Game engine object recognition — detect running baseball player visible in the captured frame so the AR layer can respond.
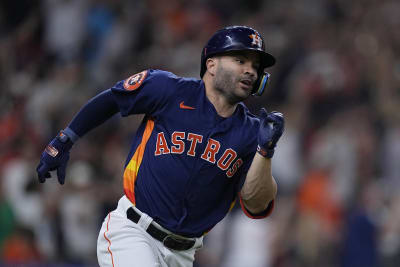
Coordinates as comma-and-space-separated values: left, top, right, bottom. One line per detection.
37, 26, 284, 267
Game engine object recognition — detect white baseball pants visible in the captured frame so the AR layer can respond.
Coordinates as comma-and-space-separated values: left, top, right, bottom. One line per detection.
97, 195, 203, 267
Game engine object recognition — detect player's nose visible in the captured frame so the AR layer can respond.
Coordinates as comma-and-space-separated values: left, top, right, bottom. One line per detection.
243, 62, 257, 77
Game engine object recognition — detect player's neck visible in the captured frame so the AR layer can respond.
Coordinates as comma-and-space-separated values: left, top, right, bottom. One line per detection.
203, 77, 237, 118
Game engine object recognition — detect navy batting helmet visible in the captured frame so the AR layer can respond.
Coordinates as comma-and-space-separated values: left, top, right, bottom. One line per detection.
200, 26, 276, 96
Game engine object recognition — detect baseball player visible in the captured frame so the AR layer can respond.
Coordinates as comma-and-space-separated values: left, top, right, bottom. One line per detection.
37, 26, 284, 267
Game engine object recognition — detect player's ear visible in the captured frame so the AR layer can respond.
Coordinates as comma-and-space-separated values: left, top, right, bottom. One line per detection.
206, 57, 217, 76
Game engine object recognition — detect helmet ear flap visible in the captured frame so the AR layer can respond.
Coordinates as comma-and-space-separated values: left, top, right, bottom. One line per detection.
252, 72, 270, 96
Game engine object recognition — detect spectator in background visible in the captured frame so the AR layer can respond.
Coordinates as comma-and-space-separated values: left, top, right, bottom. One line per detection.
0, 181, 15, 253
1, 227, 42, 263
340, 181, 382, 267
59, 161, 99, 263
42, 0, 89, 63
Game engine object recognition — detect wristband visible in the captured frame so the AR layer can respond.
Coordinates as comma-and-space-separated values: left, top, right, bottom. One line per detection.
62, 127, 79, 143
257, 145, 274, 158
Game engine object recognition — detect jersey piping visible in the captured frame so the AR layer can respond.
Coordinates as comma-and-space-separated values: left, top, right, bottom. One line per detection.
123, 118, 155, 204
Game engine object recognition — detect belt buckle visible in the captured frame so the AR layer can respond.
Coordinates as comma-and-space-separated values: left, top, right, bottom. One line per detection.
162, 234, 195, 251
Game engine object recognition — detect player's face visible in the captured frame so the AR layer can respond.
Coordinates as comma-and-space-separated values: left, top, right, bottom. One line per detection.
213, 50, 260, 104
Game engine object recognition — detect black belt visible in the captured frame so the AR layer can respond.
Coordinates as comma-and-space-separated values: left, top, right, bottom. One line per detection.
126, 207, 196, 251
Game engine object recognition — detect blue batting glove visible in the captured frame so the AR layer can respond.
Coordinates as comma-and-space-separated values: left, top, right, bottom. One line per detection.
257, 108, 284, 158
37, 131, 74, 185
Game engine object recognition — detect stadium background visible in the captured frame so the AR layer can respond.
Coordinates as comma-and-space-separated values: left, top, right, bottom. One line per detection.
1, 0, 400, 266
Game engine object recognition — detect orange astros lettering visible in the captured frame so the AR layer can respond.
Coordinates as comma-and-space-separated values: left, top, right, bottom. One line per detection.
154, 131, 242, 177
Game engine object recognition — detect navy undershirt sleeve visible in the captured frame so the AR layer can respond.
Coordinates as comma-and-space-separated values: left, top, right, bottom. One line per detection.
67, 89, 120, 138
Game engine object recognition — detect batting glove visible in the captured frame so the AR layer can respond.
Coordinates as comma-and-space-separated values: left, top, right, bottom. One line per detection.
257, 108, 284, 158
37, 130, 74, 185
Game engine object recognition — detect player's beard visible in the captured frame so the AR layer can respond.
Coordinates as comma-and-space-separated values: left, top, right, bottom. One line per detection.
213, 64, 250, 105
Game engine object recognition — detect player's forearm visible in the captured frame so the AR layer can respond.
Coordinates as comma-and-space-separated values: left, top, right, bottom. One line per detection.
240, 153, 277, 214
66, 89, 120, 139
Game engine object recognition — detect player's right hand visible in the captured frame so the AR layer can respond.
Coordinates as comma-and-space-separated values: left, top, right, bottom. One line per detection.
36, 131, 74, 185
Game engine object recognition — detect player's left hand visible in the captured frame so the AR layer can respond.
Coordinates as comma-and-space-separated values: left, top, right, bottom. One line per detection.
36, 131, 74, 185
257, 108, 284, 158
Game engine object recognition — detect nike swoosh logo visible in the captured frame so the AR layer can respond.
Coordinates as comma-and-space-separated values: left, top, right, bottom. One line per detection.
179, 101, 195, 110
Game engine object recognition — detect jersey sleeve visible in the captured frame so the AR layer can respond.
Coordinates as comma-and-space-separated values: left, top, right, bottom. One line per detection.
110, 69, 177, 117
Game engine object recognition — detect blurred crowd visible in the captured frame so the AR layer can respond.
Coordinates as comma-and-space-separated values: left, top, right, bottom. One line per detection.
1, 0, 400, 266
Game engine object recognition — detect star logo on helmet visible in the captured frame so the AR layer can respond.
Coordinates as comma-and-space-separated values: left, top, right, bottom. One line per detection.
249, 34, 262, 48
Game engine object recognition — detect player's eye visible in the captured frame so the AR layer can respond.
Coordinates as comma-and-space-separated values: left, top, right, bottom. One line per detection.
236, 58, 244, 64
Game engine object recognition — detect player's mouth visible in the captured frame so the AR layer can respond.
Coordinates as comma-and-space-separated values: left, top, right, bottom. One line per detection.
239, 79, 253, 90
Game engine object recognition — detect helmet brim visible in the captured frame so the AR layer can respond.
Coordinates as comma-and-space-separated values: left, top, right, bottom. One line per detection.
200, 48, 276, 77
